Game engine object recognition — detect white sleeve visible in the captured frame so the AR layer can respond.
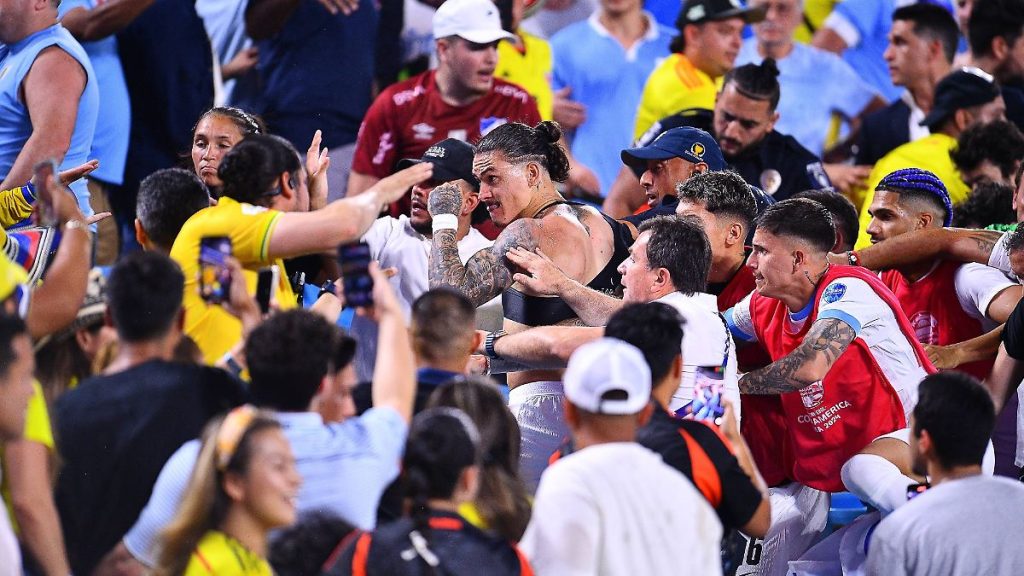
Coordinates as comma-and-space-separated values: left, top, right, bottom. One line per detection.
725, 292, 757, 343
823, 11, 861, 49
954, 263, 1018, 322
360, 217, 394, 260
520, 467, 600, 576
988, 232, 1018, 281
816, 277, 886, 336
122, 440, 202, 567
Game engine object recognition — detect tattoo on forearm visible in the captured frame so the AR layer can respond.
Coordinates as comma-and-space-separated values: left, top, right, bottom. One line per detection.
429, 220, 539, 307
966, 230, 1001, 256
739, 318, 856, 394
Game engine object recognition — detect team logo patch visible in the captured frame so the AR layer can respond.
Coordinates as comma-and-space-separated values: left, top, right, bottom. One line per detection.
910, 311, 939, 345
480, 117, 507, 136
822, 283, 846, 304
686, 5, 705, 21
807, 162, 830, 189
425, 145, 445, 158
690, 142, 705, 158
412, 122, 435, 141
800, 381, 825, 409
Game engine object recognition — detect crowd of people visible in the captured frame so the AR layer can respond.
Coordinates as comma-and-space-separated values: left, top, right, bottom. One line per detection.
0, 0, 1024, 574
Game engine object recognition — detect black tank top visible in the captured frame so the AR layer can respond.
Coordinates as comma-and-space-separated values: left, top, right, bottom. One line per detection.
502, 203, 633, 326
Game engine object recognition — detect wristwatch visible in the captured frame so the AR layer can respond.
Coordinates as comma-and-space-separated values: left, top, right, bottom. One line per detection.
846, 250, 861, 267
484, 330, 507, 359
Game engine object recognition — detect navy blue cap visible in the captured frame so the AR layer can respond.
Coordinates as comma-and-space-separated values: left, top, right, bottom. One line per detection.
621, 127, 726, 176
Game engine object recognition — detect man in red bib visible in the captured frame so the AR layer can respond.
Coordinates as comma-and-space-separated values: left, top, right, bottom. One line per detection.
726, 198, 935, 575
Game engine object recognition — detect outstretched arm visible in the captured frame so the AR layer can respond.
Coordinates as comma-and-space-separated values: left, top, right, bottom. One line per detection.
833, 228, 1002, 271
739, 317, 857, 394
428, 183, 537, 306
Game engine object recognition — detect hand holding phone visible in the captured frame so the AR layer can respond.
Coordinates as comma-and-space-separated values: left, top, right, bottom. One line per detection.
199, 237, 232, 305
680, 366, 727, 423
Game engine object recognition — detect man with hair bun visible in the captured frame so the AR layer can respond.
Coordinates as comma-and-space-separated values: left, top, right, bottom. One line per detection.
737, 0, 883, 159
713, 59, 833, 201
428, 120, 635, 489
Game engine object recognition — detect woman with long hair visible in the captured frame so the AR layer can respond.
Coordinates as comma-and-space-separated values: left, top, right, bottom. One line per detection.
324, 408, 532, 575
427, 376, 531, 541
152, 406, 301, 576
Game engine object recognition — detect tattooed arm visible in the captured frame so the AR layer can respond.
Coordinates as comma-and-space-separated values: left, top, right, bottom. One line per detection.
831, 228, 1003, 271
428, 183, 537, 306
739, 317, 857, 394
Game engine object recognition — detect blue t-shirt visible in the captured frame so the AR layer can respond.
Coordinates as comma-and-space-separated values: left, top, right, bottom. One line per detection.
737, 40, 878, 156
550, 13, 673, 196
0, 25, 98, 217
58, 0, 130, 186
240, 0, 378, 151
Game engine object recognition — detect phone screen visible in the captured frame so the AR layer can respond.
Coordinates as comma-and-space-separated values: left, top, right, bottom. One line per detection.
683, 366, 726, 423
199, 236, 232, 305
338, 242, 374, 307
255, 265, 279, 314
33, 160, 58, 227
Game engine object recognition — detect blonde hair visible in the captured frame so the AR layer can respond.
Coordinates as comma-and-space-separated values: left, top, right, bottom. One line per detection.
151, 407, 280, 576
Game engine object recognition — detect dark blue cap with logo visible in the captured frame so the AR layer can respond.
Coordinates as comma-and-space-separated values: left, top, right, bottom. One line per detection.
621, 127, 727, 176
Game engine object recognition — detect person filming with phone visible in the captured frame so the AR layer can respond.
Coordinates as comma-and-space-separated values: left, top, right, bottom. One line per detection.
170, 133, 432, 365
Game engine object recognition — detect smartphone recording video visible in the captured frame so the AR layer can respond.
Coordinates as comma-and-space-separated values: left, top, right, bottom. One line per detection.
338, 242, 374, 307
199, 236, 232, 305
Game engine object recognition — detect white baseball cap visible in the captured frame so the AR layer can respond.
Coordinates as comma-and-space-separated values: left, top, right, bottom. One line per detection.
433, 0, 516, 44
564, 338, 652, 415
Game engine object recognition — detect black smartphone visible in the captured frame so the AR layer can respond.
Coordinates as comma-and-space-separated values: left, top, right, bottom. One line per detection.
338, 242, 374, 307
199, 236, 232, 305
255, 265, 279, 314
33, 159, 58, 227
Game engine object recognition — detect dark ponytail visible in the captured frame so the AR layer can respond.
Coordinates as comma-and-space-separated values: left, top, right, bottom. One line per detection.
428, 376, 532, 541
476, 121, 571, 183
218, 134, 302, 207
400, 408, 481, 571
723, 58, 782, 111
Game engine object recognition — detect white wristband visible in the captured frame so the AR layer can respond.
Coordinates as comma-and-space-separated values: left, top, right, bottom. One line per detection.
431, 213, 458, 233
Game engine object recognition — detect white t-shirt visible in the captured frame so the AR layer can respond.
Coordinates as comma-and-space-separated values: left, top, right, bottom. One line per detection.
655, 291, 740, 418
866, 475, 1024, 576
362, 215, 494, 318
952, 262, 1017, 331
987, 231, 1019, 283
354, 216, 497, 379
521, 442, 723, 576
729, 276, 928, 419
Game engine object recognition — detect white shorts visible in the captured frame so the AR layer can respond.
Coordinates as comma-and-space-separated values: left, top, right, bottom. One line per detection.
735, 482, 830, 576
508, 381, 567, 493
